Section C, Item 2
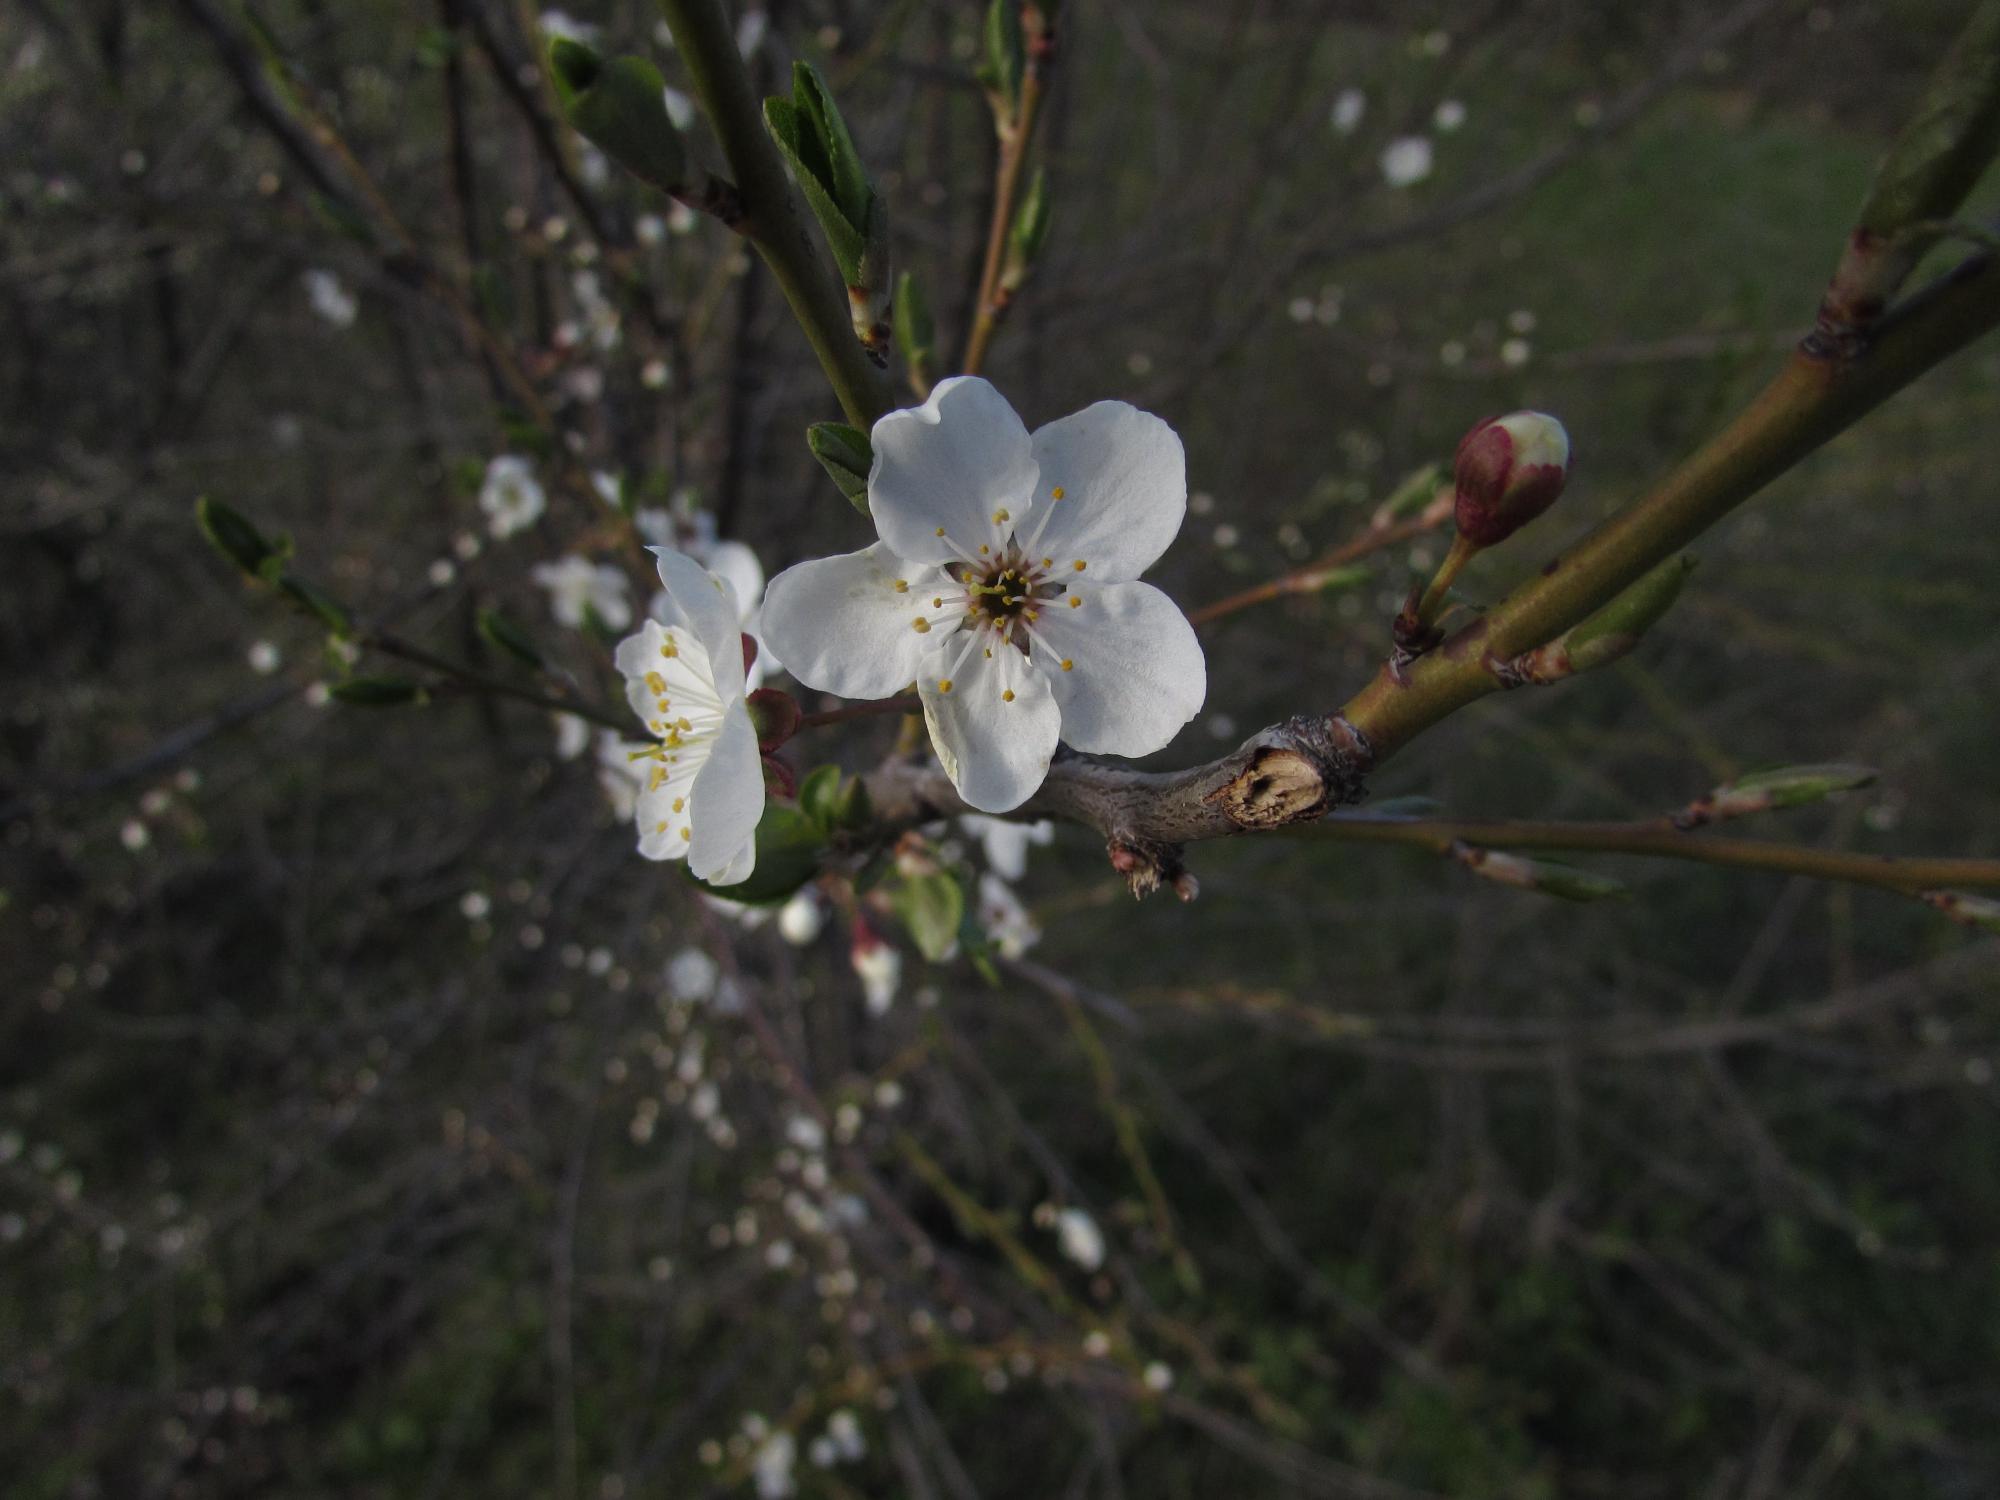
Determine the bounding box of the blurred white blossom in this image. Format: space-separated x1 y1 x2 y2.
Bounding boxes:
532 555 633 630
1380 136 1434 188
1054 1206 1105 1271
479 455 545 538
1330 88 1366 134
301 268 356 328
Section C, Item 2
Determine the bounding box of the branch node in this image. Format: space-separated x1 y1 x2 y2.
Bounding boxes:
1204 714 1372 831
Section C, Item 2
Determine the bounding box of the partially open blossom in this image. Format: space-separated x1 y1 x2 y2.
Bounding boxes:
1453 411 1571 547
610 548 764 883
640 489 773 687
763 377 1205 813
531 554 632 630
479 455 546 538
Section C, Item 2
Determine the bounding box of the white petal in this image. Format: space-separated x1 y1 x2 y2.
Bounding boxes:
1027 402 1186 582
614 619 727 731
762 543 955 701
701 539 766 620
869 377 1038 565
918 641 1060 813
686 700 764 883
633 749 705 862
1029 581 1205 756
650 546 746 701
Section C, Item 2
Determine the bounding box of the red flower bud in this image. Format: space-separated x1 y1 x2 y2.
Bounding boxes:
1452 411 1571 547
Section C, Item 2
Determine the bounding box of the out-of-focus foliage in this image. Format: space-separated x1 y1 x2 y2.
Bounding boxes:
4 3 2000 1498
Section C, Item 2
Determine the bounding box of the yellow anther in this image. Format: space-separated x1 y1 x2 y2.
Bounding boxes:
1051 486 1065 500
660 641 678 658
932 597 943 608
1068 596 1082 608
647 766 667 791
1001 689 1015 702
978 544 990 555
676 717 692 731
1072 559 1086 572
654 820 669 834
912 618 931 634
671 797 685 813
680 826 692 841
937 678 954 694
893 579 908 593
993 508 1010 524
1060 658 1074 671
935 526 946 537
983 648 993 658
1041 557 1054 569
644 671 667 695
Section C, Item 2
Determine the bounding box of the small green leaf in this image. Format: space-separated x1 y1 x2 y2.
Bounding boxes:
832 773 873 832
548 40 688 197
1718 763 1878 813
763 62 880 286
477 607 545 670
808 421 873 512
276 576 351 637
1564 554 1697 672
195 496 275 577
1000 167 1052 292
1460 847 1627 903
980 0 1025 113
798 764 844 829
1372 462 1445 523
892 871 965 961
692 804 826 905
331 675 426 707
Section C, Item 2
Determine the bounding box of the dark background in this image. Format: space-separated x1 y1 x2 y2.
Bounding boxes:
6 1 2000 1496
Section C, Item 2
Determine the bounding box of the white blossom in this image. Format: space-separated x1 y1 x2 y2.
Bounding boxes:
960 814 1054 880
553 712 592 762
479 455 546 538
852 938 901 1016
763 377 1205 812
736 7 769 58
1054 1206 1105 1271
594 730 649 819
1330 88 1366 134
246 640 281 675
661 85 696 131
1434 98 1468 132
610 549 765 881
570 269 621 352
776 889 825 945
826 1409 865 1462
976 872 1040 959
301 268 357 328
1380 135 1435 188
750 1431 796 1499
532 555 633 631
665 947 719 1004
640 490 772 688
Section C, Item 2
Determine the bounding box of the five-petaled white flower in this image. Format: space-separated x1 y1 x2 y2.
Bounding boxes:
610 548 765 883
763 377 1206 812
532 554 633 631
479 455 546 538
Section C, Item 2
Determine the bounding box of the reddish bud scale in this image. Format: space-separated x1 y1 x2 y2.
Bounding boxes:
745 688 801 752
1453 411 1571 548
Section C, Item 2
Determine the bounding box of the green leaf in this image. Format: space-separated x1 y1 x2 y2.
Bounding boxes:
807 421 872 512
891 871 965 961
477 607 545 671
1372 461 1445 523
195 496 275 577
548 40 688 196
1002 166 1052 287
692 804 826 905
797 764 844 830
1855 0 2000 239
331 675 426 707
832 773 873 832
981 0 1025 111
763 62 878 285
1721 763 1878 812
1461 848 1628 903
276 575 351 637
1563 554 1698 673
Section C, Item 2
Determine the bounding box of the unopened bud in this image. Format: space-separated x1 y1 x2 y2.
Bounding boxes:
1452 842 1627 902
1680 762 1877 827
1923 890 2000 936
1453 411 1571 547
548 40 687 198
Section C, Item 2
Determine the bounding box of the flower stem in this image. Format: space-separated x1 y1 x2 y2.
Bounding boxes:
363 632 630 733
796 695 920 731
654 0 894 429
1186 505 1450 627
